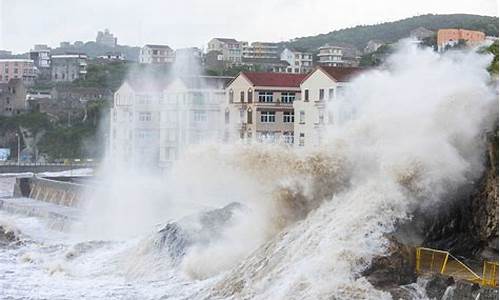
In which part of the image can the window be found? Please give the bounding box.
[304,89,309,101]
[139,112,152,121]
[283,132,294,144]
[328,88,334,100]
[240,91,245,102]
[283,111,294,123]
[247,89,253,103]
[281,92,296,103]
[319,89,324,101]
[194,111,207,122]
[260,111,275,123]
[299,133,305,147]
[229,89,234,103]
[258,91,273,103]
[299,111,305,123]
[247,109,253,124]
[319,111,324,124]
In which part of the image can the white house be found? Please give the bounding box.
[280,48,314,74]
[159,76,232,168]
[109,76,232,171]
[139,44,175,64]
[110,80,165,169]
[294,66,362,148]
[207,38,243,63]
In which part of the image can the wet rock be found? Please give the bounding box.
[0,225,21,247]
[423,274,454,299]
[154,202,244,262]
[362,238,417,288]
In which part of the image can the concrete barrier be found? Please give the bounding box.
[14,176,87,207]
[0,163,95,174]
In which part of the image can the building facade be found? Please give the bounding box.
[437,29,485,51]
[96,29,117,48]
[109,76,231,170]
[50,54,88,82]
[294,66,362,148]
[207,38,243,63]
[0,79,27,116]
[139,44,175,64]
[280,48,314,73]
[243,42,280,59]
[224,72,307,144]
[317,44,360,67]
[0,59,36,84]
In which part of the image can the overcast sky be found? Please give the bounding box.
[0,0,497,53]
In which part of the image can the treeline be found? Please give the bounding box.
[287,14,499,51]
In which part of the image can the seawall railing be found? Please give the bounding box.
[416,247,498,288]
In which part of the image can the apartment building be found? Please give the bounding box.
[243,42,280,59]
[280,48,314,73]
[51,54,88,82]
[317,44,360,67]
[110,80,164,168]
[110,76,231,170]
[437,29,485,51]
[139,44,175,64]
[207,38,243,63]
[294,66,362,148]
[0,59,37,84]
[224,72,307,144]
[159,76,231,168]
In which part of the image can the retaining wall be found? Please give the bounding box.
[14,176,86,207]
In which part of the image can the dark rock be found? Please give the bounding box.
[0,225,21,247]
[363,238,417,288]
[154,202,244,263]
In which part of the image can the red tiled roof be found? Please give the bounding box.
[241,72,308,88]
[318,66,363,82]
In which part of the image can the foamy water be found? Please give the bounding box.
[0,42,497,300]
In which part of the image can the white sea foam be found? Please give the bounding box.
[0,42,496,299]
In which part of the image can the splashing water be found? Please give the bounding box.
[0,42,496,300]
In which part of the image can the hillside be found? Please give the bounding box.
[287,14,499,51]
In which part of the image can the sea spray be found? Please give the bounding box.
[203,41,497,299]
[63,41,497,299]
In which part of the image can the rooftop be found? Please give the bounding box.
[213,38,239,44]
[315,66,363,82]
[240,72,308,88]
[144,44,173,50]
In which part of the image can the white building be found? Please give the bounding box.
[317,44,360,67]
[109,76,232,170]
[294,66,362,148]
[139,44,175,64]
[280,48,314,73]
[242,42,279,59]
[207,38,243,63]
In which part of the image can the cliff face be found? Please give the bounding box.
[422,127,498,260]
[469,129,499,260]
[365,127,498,296]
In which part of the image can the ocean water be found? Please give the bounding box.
[0,42,496,300]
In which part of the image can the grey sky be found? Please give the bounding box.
[0,0,497,53]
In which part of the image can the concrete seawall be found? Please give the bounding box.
[14,176,86,207]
